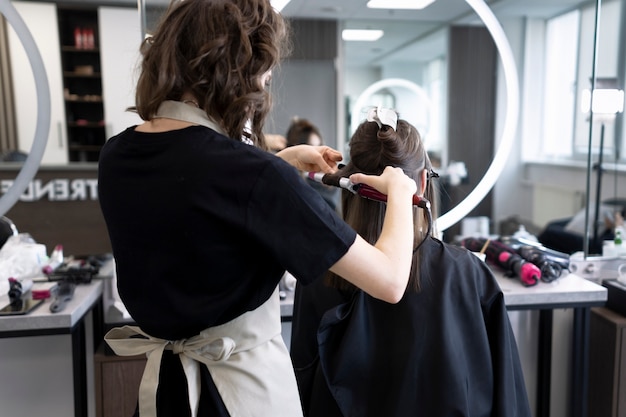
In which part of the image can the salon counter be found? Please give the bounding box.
[102,276,298,327]
[0,278,104,417]
[98,267,608,417]
[495,271,607,309]
[281,290,295,318]
[0,279,103,333]
[496,272,606,417]
[278,270,607,317]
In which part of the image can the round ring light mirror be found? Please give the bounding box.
[0,0,51,217]
[350,78,433,140]
[348,0,519,233]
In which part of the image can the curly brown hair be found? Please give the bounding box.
[133,0,291,149]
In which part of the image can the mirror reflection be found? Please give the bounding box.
[0,0,624,244]
[276,0,625,243]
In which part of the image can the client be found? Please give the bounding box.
[290,108,531,417]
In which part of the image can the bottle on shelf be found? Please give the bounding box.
[614,212,626,255]
[84,28,95,49]
[74,27,83,49]
[61,8,105,162]
[602,212,626,257]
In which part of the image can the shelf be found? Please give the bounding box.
[65,97,103,103]
[69,145,102,151]
[58,6,105,163]
[68,121,105,128]
[61,46,99,53]
[64,72,101,78]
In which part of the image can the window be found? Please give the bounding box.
[573,0,623,161]
[530,0,623,164]
[540,10,580,159]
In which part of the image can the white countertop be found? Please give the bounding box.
[0,279,103,333]
[281,290,295,318]
[98,264,608,324]
[279,269,608,318]
[493,269,607,309]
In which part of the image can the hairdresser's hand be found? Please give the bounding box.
[350,166,417,198]
[276,145,343,174]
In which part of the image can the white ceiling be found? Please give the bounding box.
[101,0,592,66]
[280,0,592,66]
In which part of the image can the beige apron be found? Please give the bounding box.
[105,288,303,417]
[153,100,226,134]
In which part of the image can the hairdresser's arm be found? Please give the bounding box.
[330,167,417,304]
[276,145,343,173]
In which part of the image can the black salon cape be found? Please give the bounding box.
[291,237,531,417]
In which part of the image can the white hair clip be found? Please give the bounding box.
[366,106,398,131]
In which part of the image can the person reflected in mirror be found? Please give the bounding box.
[286,116,323,147]
[290,108,531,417]
[265,133,287,152]
[97,1,419,416]
[286,117,341,212]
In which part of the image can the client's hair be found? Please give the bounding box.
[327,115,438,293]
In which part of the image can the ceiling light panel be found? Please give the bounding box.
[342,29,384,41]
[367,0,436,10]
[271,0,291,12]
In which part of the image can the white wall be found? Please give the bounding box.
[7,1,68,165]
[99,6,143,138]
[492,17,533,229]
[268,60,338,149]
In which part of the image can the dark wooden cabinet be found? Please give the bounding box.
[57,7,106,162]
[94,343,146,417]
[588,307,626,417]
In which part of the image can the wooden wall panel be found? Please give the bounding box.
[0,166,110,256]
[288,19,337,60]
[445,25,497,240]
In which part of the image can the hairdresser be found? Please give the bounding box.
[97,1,416,416]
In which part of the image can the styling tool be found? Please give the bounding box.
[461,237,541,286]
[49,281,76,313]
[42,244,64,275]
[8,277,33,304]
[32,282,59,300]
[1,278,43,316]
[498,235,569,282]
[307,171,432,253]
[307,172,430,209]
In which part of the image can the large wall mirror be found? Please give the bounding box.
[1,0,621,245]
[274,0,620,240]
[338,0,519,233]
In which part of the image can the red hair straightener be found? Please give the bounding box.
[307,172,430,209]
[307,171,432,252]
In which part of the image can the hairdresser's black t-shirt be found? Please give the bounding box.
[98,125,356,341]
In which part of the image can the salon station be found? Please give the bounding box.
[0,0,625,416]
